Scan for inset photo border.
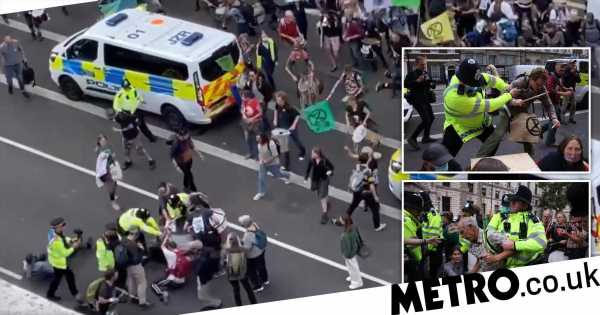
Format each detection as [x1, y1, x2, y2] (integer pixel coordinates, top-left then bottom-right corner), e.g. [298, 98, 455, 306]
[401, 47, 591, 174]
[401, 180, 591, 283]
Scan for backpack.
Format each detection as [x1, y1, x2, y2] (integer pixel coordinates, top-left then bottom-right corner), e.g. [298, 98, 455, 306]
[266, 139, 281, 157]
[114, 243, 129, 269]
[85, 277, 105, 304]
[348, 164, 370, 192]
[253, 229, 268, 250]
[227, 251, 247, 280]
[197, 210, 222, 250]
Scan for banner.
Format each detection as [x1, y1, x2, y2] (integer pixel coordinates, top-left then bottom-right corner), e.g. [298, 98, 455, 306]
[390, 0, 420, 10]
[420, 11, 454, 44]
[303, 100, 336, 134]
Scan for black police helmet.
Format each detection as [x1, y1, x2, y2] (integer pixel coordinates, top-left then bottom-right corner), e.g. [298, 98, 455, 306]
[167, 194, 181, 206]
[404, 191, 426, 213]
[456, 58, 486, 87]
[135, 208, 150, 220]
[509, 185, 532, 206]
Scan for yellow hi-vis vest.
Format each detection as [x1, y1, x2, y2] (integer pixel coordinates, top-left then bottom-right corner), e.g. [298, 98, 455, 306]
[113, 87, 143, 114]
[443, 73, 512, 142]
[47, 235, 74, 270]
[422, 211, 444, 251]
[256, 38, 276, 70]
[166, 193, 190, 221]
[487, 211, 547, 268]
[403, 210, 422, 262]
[119, 208, 161, 237]
[96, 238, 115, 272]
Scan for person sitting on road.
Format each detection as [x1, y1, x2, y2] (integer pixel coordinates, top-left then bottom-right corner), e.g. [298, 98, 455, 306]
[537, 135, 589, 172]
[420, 143, 463, 172]
[23, 253, 54, 280]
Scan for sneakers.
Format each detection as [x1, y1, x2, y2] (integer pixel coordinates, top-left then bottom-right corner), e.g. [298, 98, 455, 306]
[375, 223, 387, 232]
[267, 171, 274, 177]
[46, 295, 62, 301]
[283, 177, 291, 184]
[407, 138, 420, 150]
[253, 286, 265, 293]
[320, 212, 329, 225]
[349, 282, 363, 290]
[253, 193, 265, 201]
[345, 277, 351, 282]
[149, 160, 157, 170]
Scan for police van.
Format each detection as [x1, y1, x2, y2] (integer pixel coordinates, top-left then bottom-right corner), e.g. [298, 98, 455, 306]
[49, 8, 244, 129]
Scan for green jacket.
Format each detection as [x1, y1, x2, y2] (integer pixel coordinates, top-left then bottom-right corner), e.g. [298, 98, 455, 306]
[443, 73, 512, 142]
[341, 228, 361, 259]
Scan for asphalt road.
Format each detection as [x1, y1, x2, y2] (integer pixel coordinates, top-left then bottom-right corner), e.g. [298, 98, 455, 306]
[403, 87, 591, 171]
[0, 3, 402, 314]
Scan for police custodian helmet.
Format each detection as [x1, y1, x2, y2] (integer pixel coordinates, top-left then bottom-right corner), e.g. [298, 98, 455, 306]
[456, 58, 486, 87]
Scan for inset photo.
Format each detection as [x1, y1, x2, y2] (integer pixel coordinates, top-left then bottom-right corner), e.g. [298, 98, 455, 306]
[402, 47, 591, 173]
[402, 181, 590, 283]
[417, 0, 588, 47]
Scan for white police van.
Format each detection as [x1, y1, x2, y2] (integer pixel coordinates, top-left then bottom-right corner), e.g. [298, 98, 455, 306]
[49, 8, 244, 129]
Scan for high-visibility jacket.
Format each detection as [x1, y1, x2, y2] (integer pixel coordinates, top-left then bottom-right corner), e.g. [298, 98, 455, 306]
[403, 210, 422, 262]
[487, 211, 547, 268]
[166, 193, 190, 221]
[443, 73, 512, 142]
[113, 87, 143, 114]
[256, 38, 277, 71]
[459, 236, 471, 254]
[96, 238, 115, 272]
[119, 208, 161, 237]
[47, 234, 74, 270]
[422, 210, 443, 251]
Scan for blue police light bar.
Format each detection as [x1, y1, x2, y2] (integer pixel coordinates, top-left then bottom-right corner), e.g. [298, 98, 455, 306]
[182, 32, 203, 46]
[106, 13, 128, 26]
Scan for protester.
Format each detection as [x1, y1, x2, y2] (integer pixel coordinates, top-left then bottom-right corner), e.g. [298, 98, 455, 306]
[253, 133, 291, 201]
[114, 110, 156, 171]
[304, 147, 334, 224]
[296, 67, 323, 110]
[23, 10, 47, 41]
[284, 39, 315, 85]
[560, 61, 580, 125]
[0, 36, 29, 98]
[327, 64, 365, 102]
[565, 183, 589, 260]
[238, 215, 270, 292]
[225, 233, 257, 305]
[317, 10, 343, 72]
[123, 227, 152, 308]
[438, 246, 465, 277]
[451, 0, 478, 38]
[169, 128, 203, 192]
[278, 10, 303, 46]
[240, 88, 263, 160]
[420, 143, 463, 172]
[342, 11, 364, 67]
[404, 56, 436, 150]
[538, 135, 589, 172]
[273, 91, 307, 161]
[546, 210, 570, 262]
[95, 134, 121, 211]
[340, 216, 363, 289]
[345, 96, 380, 150]
[256, 31, 278, 89]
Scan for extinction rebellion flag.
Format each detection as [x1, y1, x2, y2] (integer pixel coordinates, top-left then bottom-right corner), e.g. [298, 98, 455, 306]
[303, 100, 335, 134]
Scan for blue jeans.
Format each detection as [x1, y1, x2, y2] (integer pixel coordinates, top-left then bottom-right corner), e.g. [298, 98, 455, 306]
[4, 63, 24, 92]
[258, 163, 289, 194]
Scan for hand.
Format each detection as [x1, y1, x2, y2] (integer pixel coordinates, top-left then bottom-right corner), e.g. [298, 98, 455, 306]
[426, 238, 441, 245]
[509, 88, 520, 98]
[552, 119, 560, 129]
[511, 99, 524, 107]
[482, 254, 500, 264]
[501, 240, 515, 251]
[326, 170, 333, 176]
[326, 95, 332, 101]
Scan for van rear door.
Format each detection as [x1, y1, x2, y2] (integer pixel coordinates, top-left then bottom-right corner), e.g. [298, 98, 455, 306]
[198, 41, 241, 117]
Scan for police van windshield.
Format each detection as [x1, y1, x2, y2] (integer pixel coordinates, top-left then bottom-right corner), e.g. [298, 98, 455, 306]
[199, 41, 240, 81]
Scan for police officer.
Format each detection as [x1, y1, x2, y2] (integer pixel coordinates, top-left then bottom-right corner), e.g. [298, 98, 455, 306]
[118, 208, 161, 251]
[163, 193, 191, 232]
[403, 191, 440, 282]
[486, 185, 547, 268]
[46, 217, 84, 304]
[421, 194, 444, 280]
[113, 79, 157, 143]
[442, 58, 525, 157]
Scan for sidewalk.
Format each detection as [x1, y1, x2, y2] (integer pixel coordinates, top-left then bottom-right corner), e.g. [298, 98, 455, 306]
[0, 277, 81, 315]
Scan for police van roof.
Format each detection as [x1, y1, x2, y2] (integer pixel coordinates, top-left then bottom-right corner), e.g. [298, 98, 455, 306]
[85, 9, 236, 62]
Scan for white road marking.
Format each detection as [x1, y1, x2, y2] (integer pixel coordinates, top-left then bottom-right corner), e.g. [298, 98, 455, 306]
[0, 265, 23, 281]
[0, 134, 391, 286]
[404, 110, 590, 144]
[1, 75, 402, 220]
[3, 18, 402, 150]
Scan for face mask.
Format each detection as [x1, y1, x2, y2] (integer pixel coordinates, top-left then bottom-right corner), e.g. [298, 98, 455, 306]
[435, 163, 449, 172]
[564, 152, 579, 163]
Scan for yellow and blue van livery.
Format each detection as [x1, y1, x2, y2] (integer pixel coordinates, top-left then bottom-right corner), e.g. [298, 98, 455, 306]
[49, 9, 243, 129]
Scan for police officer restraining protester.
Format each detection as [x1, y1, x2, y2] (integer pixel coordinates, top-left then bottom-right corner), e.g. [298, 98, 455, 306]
[441, 58, 526, 158]
[403, 190, 441, 282]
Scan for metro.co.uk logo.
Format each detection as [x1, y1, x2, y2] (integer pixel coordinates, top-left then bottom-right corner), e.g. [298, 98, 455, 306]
[392, 262, 600, 314]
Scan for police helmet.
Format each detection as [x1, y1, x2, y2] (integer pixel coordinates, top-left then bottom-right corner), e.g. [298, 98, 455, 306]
[456, 58, 486, 87]
[167, 194, 181, 207]
[135, 208, 151, 221]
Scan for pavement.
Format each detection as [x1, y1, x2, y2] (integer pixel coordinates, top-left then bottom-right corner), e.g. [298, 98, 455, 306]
[402, 86, 591, 171]
[0, 3, 401, 314]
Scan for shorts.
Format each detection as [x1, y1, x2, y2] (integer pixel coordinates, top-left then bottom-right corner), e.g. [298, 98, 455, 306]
[315, 178, 329, 199]
[324, 36, 340, 52]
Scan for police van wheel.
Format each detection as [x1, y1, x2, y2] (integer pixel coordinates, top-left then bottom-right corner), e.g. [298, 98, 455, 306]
[161, 105, 186, 131]
[59, 76, 83, 101]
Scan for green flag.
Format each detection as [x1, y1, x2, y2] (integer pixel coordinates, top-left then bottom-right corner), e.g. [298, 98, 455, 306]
[303, 100, 335, 134]
[215, 55, 235, 72]
[390, 0, 420, 10]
